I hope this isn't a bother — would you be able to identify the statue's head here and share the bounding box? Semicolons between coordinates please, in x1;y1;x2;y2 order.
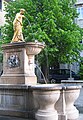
20;9;25;14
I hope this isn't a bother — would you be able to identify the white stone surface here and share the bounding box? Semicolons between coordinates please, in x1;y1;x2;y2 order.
32;84;62;120
55;85;81;120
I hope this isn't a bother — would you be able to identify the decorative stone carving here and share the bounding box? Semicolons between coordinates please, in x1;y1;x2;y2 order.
7;54;20;68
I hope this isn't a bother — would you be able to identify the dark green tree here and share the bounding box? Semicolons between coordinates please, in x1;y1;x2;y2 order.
80;57;83;79
1;0;83;79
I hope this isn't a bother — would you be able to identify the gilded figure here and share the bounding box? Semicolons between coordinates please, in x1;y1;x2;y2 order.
11;9;25;43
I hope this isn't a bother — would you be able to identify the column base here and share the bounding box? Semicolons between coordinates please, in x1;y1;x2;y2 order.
58;114;67;120
35;110;58;120
66;108;79;120
0;74;37;85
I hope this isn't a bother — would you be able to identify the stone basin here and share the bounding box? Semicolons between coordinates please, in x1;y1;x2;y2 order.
26;42;45;55
31;84;62;89
65;85;81;120
62;80;83;86
55;84;81;120
31;84;62;120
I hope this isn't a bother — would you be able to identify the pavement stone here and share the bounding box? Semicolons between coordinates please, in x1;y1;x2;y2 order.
0;114;82;120
0;116;34;120
79;113;83;120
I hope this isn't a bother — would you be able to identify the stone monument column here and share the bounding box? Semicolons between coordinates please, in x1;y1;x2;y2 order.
0;42;44;85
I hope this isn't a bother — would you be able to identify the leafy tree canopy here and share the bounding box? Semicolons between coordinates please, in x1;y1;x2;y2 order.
1;0;83;65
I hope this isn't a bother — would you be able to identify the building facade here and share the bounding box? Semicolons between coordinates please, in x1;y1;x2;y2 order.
75;0;83;58
0;0;6;27
75;0;83;28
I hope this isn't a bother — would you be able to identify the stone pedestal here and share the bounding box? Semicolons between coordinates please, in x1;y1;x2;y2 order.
0;42;44;85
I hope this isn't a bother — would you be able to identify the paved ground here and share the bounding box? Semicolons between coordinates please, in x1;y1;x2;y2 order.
0;114;82;120
75;87;83;109
79;113;83;120
0;116;32;120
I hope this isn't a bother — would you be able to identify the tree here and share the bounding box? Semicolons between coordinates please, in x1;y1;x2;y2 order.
80;57;83;79
1;0;83;79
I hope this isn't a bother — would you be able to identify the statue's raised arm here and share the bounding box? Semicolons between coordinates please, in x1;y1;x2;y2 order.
11;9;25;43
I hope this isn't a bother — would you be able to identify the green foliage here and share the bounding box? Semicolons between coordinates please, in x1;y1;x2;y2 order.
0;52;3;63
80;57;83;80
1;0;83;65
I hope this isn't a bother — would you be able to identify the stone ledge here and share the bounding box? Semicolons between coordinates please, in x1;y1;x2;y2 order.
0;115;34;120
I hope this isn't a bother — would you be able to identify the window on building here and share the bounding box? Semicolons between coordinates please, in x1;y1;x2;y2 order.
0;0;2;10
0;28;1;38
77;7;83;19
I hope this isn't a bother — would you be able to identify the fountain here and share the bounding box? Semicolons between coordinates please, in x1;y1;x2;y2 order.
0;40;63;120
0;9;81;120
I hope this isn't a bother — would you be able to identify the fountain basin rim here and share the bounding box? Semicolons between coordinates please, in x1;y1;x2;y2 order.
0;84;81;90
64;85;81;90
30;84;81;91
30;84;62;91
0;84;30;90
2;42;45;50
61;80;83;84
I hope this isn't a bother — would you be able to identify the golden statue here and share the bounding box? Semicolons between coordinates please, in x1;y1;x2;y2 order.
11;9;25;43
